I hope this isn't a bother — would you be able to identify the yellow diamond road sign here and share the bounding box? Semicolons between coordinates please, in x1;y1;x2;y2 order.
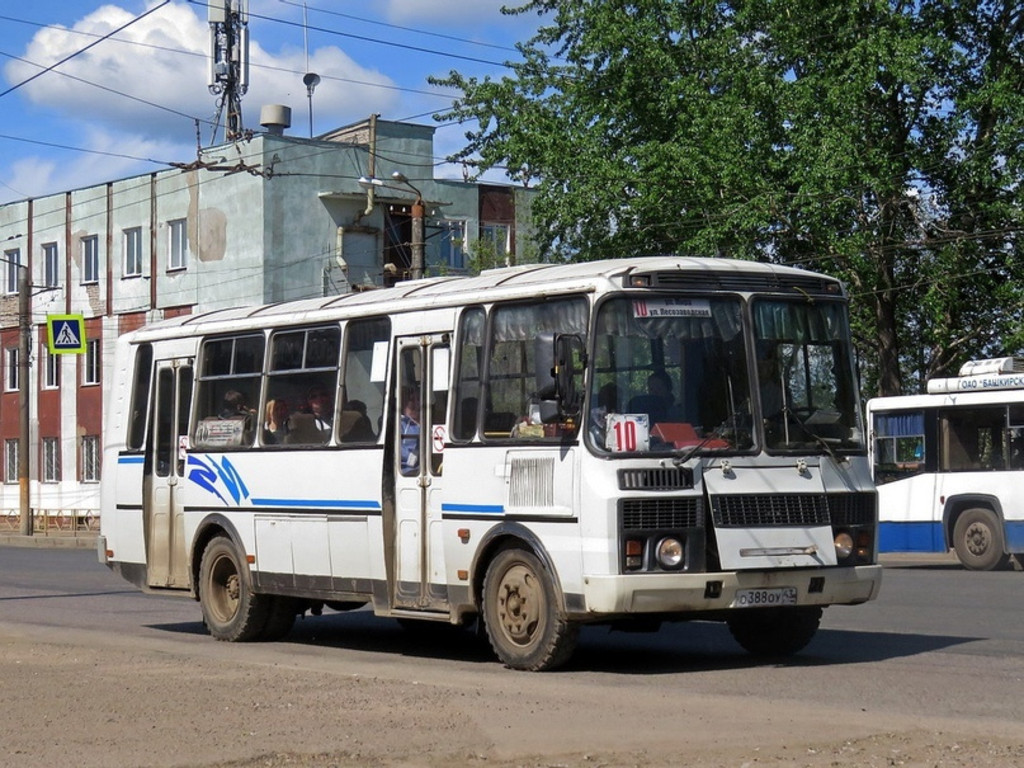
47;315;86;354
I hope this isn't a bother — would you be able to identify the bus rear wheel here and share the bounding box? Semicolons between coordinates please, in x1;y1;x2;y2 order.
198;536;270;641
953;508;1010;571
482;548;578;671
727;606;822;657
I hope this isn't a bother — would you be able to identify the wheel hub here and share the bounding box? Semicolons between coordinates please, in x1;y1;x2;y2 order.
965;523;991;556
498;566;540;645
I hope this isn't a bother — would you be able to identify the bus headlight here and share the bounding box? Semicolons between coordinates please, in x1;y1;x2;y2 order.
834;531;854;560
656;537;684;569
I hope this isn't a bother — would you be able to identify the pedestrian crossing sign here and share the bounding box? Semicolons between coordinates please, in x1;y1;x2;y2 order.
47;314;87;354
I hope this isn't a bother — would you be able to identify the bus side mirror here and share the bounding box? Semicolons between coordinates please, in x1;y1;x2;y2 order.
554;333;585;418
534;333;586;420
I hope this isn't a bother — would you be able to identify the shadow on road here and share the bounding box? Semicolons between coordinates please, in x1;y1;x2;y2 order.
146;607;977;675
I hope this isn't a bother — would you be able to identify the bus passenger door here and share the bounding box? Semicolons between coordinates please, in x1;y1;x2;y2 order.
144;359;193;588
393;335;449;611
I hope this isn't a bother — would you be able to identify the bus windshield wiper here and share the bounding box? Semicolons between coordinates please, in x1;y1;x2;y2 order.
782;407;846;464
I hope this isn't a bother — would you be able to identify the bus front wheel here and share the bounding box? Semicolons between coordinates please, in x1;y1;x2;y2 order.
482;548;578;671
953;508;1010;571
727;606;822;657
198;536;271;641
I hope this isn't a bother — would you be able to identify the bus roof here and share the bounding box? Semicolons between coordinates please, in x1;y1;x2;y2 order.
125;256;842;341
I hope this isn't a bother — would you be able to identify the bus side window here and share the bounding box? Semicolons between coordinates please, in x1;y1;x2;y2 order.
340;318;390;444
452;307;483;441
193;334;264;449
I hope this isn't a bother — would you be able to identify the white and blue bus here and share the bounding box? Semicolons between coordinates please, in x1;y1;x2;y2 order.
868;357;1024;570
99;256;881;670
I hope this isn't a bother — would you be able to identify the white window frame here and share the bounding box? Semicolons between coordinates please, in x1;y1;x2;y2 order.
43;437;61;483
123;227;143;277
5;248;20;295
4;439;18;484
439;220;466;270
5;347;18;391
83;339;101;385
81;435;101;482
44;349;60;389
43;242;60;288
82;236;100;284
479;223;510;260
168;218;188;271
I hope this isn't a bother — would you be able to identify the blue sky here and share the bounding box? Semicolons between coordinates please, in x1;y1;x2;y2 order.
0;0;539;204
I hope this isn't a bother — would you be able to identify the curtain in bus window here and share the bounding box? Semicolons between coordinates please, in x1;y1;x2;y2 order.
752;300;844;342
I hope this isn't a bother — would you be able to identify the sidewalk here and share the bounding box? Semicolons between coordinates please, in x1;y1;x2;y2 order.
0;531;98;549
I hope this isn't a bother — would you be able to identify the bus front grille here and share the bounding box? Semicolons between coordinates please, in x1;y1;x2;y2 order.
621;498;702;530
710;493;875;527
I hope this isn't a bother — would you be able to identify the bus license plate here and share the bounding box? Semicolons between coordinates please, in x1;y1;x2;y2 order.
731;587;798;608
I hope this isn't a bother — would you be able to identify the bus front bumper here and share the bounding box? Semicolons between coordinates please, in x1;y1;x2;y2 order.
577;564;882;616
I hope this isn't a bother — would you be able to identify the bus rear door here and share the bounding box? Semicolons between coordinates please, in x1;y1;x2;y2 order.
144;359;193;588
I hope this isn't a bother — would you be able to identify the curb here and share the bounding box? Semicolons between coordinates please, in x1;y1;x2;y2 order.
0;534;98;550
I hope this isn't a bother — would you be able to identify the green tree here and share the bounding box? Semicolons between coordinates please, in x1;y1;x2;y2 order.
433;0;1024;396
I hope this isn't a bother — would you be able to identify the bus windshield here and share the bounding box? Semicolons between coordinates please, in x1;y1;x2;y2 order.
589;295;753;454
752;298;864;453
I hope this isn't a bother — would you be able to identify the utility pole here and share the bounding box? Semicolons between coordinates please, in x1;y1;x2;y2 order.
208;0;249;141
392;173;424;280
18;265;31;535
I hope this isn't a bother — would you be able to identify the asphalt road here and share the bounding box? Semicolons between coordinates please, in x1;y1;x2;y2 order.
2;547;1024;767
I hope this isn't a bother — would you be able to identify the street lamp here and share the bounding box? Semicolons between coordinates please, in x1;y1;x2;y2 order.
358;172;425;281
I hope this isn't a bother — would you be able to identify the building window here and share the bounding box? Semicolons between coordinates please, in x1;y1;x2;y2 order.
5;347;18;391
123;227;143;277
43;242;60;288
44;349;60;389
83;339;101;385
168;218;188;270
4;439;17;484
43;437;61;483
439;220;466;270
479;223;510;264
82;236;100;284
4;248;20;295
81;435;101;482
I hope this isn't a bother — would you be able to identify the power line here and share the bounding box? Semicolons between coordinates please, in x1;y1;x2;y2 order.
0;2;172;100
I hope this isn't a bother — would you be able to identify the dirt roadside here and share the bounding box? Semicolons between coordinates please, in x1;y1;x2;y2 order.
2;626;1023;768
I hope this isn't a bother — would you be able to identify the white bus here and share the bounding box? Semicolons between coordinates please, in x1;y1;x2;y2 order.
867;357;1024;570
99;256;881;670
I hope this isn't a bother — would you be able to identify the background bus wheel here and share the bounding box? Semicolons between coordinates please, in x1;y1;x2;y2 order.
482;548;578;671
260;596;299;641
953;508;1010;571
727;606;822;657
198;536;270;642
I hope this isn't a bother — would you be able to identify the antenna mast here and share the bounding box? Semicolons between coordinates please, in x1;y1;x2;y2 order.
208;0;250;141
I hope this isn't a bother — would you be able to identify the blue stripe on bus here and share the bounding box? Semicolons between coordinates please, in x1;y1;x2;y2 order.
441;503;505;514
1005;521;1024;551
878;521;943;553
118;456;145;465
249;498;381;510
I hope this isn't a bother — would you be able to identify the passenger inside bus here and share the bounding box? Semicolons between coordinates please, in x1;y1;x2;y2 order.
263;398;290;444
400;386;420;474
628;370;680;425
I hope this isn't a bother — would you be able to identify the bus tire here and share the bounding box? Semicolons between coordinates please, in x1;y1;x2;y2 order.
482;547;578;671
198;536;270;642
727;606;822;657
953;508;1010;571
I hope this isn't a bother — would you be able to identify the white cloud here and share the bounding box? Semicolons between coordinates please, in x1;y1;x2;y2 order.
4;2;399;142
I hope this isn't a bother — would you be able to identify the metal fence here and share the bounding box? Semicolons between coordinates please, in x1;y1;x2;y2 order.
0;509;99;536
